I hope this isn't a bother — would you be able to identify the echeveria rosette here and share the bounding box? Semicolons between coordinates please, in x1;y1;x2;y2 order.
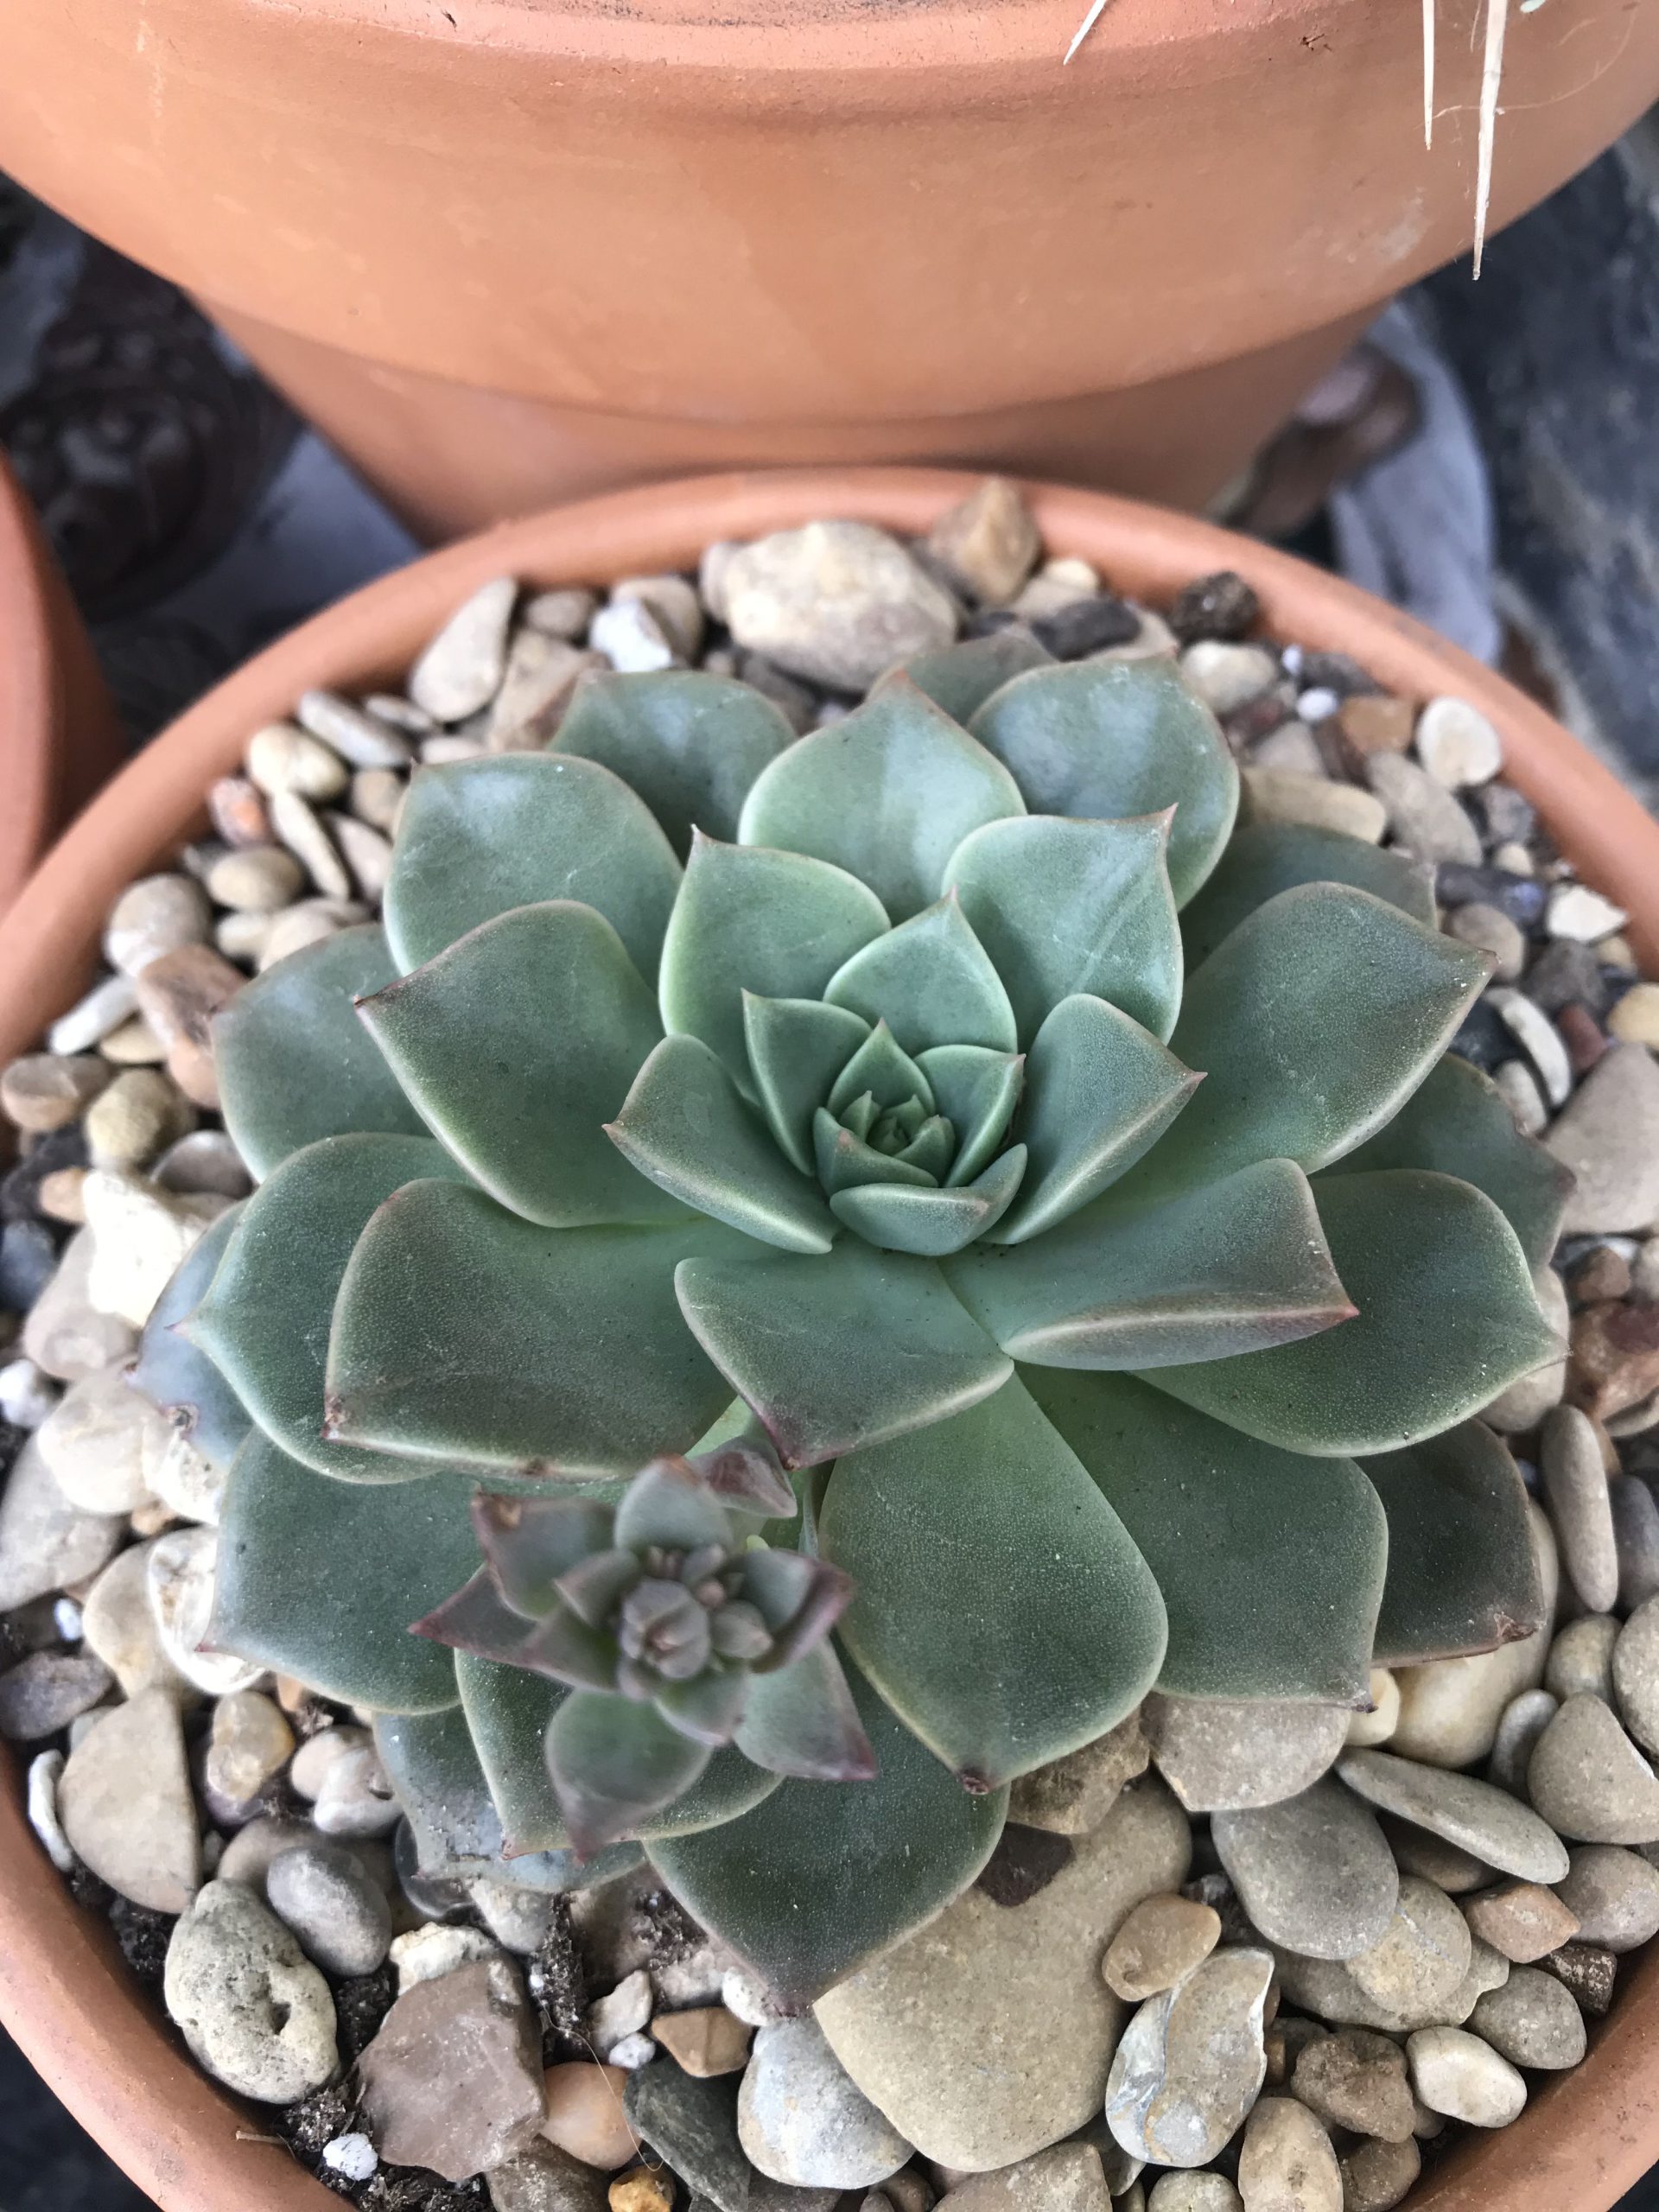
145;654;1572;2004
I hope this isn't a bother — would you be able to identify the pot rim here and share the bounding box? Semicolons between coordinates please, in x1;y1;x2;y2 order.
2;465;1656;2212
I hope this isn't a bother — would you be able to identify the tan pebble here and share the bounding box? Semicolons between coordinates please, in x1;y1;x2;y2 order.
1345;1669;1400;1750
208;774;273;848
1236;2094;1341;2212
1337;2135;1420;2212
205;1689;295;1807
256;899;366;971
1102;1892;1221;2000
522;588;599;642
608;2171;673;2212
1405;2026;1526;2127
327;811;394;900
1546;1614;1619;1704
36;1168;88;1224
924;479;1041;607
1610;982;1659;1048
1444;902;1526;983
541;2062;641;2170
1242;768;1387;842
133;945;246;1109
99;1015;168;1066
1289;2027;1414;2143
1414;696;1503;788
649;2005;751;2077
246;722;350;801
289;1723;371;1798
205;845;306;912
105;874;211;977
421;734;490;764
268;789;353;899
0;1053;111;1133
350;766;407;835
1337;693;1414;757
1461;1880;1580;1963
215;909;273;964
84;1067;196;1169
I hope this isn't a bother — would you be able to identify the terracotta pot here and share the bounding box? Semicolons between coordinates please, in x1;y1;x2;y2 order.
0;1;1655;537
0;454;124;919
2;467;1658;2210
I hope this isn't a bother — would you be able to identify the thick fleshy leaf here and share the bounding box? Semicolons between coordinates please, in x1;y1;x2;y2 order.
131;1204;251;1469
213;1429;471;1711
614;1458;734;1551
1179;821;1437;969
554;671;797;855
823;896;1018;1055
821;1377;1166;1785
734;1640;876;1779
326;1179;741;1477
189;1134;470;1482
1143;1169;1562;1456
411;1567;541;1662
826;1022;934;1118
969;661;1238;906
813;1109;937;1197
895;631;1054;724
1364;1421;1545;1665
607;1034;836;1254
676;1240;1011;1467
384;754;683;982
474;1492;614;1616
455;1651;779;1853
1328;1053;1572;1268
944;813;1181;1045
649;1654;1007;2006
358;901;674;1230
995;995;1199;1244
656;1667;753;1746
830;1146;1027;1256
949;1158;1352;1370
685;1402;798;1520
1027;1371;1387;1702
214;925;427;1179
737;677;1026;922
659;834;889;1087
1136;885;1491;1197
546;1688;713;1853
743;996;872;1173
915;1046;1024;1186
376;1703;641;1890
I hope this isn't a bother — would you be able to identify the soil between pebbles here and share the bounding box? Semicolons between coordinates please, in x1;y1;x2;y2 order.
4;480;1659;2212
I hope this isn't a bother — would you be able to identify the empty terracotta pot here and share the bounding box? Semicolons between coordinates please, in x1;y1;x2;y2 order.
0;454;124;918
2;469;1659;2211
0;1;1654;535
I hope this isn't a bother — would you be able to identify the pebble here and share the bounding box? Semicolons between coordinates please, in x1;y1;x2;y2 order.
391;1921;501;1991
591;596;678;674
323;2134;381;2183
351;766;407;835
1344;1670;1401;1751
1484;1273;1570;1434
27;1748;74;1872
1613;1593;1659;1755
937;2142;1110;2212
1337;1751;1568;1882
296;688;416;769
1547;1046;1659;1236
1103;1946;1273;2168
269;789;353;901
651;2006;751;2078
133;944;247;1106
1337;2136;1420;2212
473;1877;562;1954
1526;1694;1659;1844
1570;1300;1659;1422
204;1690;295;1808
58;1687;200;1910
1544;1614;1619;1704
1364;753;1483;865
48;972;139;1056
80;1541;180;1695
1486;988;1572;1109
164;1878;337;2101
360;1955;544;2178
817;1779;1190;2170
1540;1408;1618;1611
2;1217;57;1310
590;1969;653;2054
99;1017;167;1067
1555;1844;1659;1951
1444;903;1526;982
1414;696;1503;788
1147;2177;1242;2212
1241;770;1387;844
486;633;601;749
1547;882;1628;944
739;2015;915;2187
1382;1818;1492;1894
1342;1877;1471;2024
490;2144;609;2212
1212;1779;1397;1961
925;480;1041;607
1011;557;1097;622
205;846;305;912
1236;2095;1340;2212
148;1525;265;1695
267;1840;393;1974
1494;1058;1548;1135
85;1067;194;1169
1541;1939;1618;2016
542;2061;641;2170
1179;642;1278;715
0;1357;56;1430
257;898;369;971
208;773;273;848
105;874;211;978
1143;1696;1350;1813
0;1433;124;1610
154;1128;252;1201
312;1740;401;1836
722;522;957;691
409;577;518;721
36;1363;166;1513
1610;982;1659;1048
607;2035;657;2073
1290;2029;1414;2143
329;811;394;901
0;1649;113;1740
216;1815;320;1896
1102;1893;1221;1999
0;1052;111;1132
289;1722;370;1798
1249;723;1325;777
1461;1880;1580;1963
247;722;352;801
1468;1966;1586;2069
1405;2027;1526;2127
1007;1712;1150;1834
1335;693;1414;758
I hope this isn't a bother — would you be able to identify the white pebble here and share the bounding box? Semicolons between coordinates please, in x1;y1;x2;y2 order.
1486;989;1573;1109
48;974;139;1056
1297;686;1340;723
1548;883;1629;945
1494;1058;1548;1137
54;1597;84;1642
591;595;677;673
607;2033;658;2071
322;2133;379;2181
0;1358;58;1430
27;1749;75;1872
1414;696;1504;788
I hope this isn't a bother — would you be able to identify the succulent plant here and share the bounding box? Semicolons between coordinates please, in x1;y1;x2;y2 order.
142;649;1568;2005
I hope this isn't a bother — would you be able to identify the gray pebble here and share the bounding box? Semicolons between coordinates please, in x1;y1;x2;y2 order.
296;689;416;769
1445;903;1526;982
1541;1408;1618;1612
1612;1476;1659;1611
1104;1947;1273;2167
1486;1690;1559;1799
0;1433;124;1610
1545;1614;1619;1704
1467;1966;1586;2069
269;790;353;901
1363;754;1482;866
312;1741;400;1837
164;1878;338;2101
1554;1844;1659;1951
1212;1777;1397;1961
738;2017;914;2188
1144;1694;1350;1813
1612;1593;1659;1756
1526;1694;1659;1845
1338;1750;1568;1882
0;1649;115;1740
267;1840;392;1974
409;578;517;721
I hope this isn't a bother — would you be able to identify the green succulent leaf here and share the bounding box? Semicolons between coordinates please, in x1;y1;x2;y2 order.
995;995;1199;1245
1327;1052;1572;1268
613;1457;734;1551
214;925;427;1179
944;812;1181;1045
546;1688;713;1854
1143;1169;1562;1456
914;1046;1024;1186
1027;1370;1387;1702
385;754;683;982
472;1491;615;1617
649;1653;1007;2007
1136;884;1491;1197
413;1567;541;1662
189;1133;471;1482
744;996;873;1173
826;1022;935;1118
131;1204;251;1470
554;671;797;855
969;661;1238;907
607;1034;837;1254
1363;1421;1545;1666
821;1376;1166;1786
1179;821;1436;969
376;1702;641;1890
829;1146;1027;1255
213;1429;472;1711
948;1158;1353;1370
894;631;1053;724
676;1240;1012;1467
326;1179;741;1477
737;676;1026;923
659;833;890;1088
358;900;676;1230
734;1639;878;1780
813;1109;938;1197
823;895;1018;1055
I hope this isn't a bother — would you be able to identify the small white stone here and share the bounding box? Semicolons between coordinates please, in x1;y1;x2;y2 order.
1486;989;1573;1109
54;1596;84;1642
48;974;140;1057
1493;1059;1548;1137
390;1921;501;1992
1406;2026;1526;2128
81;1171;226;1330
269;791;353;901
1547;883;1629;944
0;1358;57;1430
27;1748;75;1872
610;575;704;660
590;596;678;674
296;690;415;770
1298;687;1341;723
409;577;518;722
105;874;211;979
322;2133;379;2181
1346;1669;1402;1749
588;1967;652;2052
607;2032;658;2072
1414;697;1503;788
1179;641;1278;716
246;723;352;801
147;1526;266;1695
721;1964;790;2028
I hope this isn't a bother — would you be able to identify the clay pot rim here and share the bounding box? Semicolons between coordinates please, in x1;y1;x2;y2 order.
1;466;1657;2212
0;456;67;922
